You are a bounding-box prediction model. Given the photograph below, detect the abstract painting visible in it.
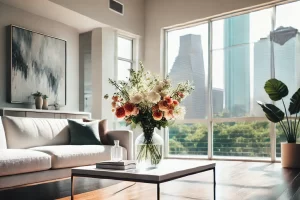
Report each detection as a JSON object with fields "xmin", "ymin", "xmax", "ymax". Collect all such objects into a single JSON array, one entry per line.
[{"xmin": 9, "ymin": 25, "xmax": 66, "ymax": 105}]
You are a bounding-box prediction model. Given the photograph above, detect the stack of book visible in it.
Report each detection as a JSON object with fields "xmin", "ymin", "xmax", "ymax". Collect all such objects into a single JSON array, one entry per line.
[{"xmin": 96, "ymin": 160, "xmax": 136, "ymax": 170}]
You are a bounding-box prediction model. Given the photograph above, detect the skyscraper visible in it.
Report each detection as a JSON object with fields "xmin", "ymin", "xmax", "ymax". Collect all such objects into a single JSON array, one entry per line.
[
  {"xmin": 253, "ymin": 33, "xmax": 300, "ymax": 115},
  {"xmin": 169, "ymin": 34, "xmax": 206, "ymax": 118},
  {"xmin": 223, "ymin": 15, "xmax": 250, "ymax": 116},
  {"xmin": 212, "ymin": 88, "xmax": 224, "ymax": 115},
  {"xmin": 252, "ymin": 37, "xmax": 271, "ymax": 116}
]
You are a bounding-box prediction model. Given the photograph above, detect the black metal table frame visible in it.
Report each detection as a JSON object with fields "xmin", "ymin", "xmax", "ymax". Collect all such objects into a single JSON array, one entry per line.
[{"xmin": 71, "ymin": 167, "xmax": 215, "ymax": 200}]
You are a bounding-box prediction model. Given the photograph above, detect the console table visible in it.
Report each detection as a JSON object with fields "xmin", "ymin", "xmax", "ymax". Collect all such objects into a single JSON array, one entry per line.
[{"xmin": 0, "ymin": 107, "xmax": 91, "ymax": 119}]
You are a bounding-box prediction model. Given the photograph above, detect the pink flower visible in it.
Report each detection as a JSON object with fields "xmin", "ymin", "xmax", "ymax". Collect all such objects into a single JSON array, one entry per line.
[
  {"xmin": 173, "ymin": 100, "xmax": 179, "ymax": 106},
  {"xmin": 164, "ymin": 96, "xmax": 173, "ymax": 105},
  {"xmin": 115, "ymin": 107, "xmax": 126, "ymax": 119},
  {"xmin": 124, "ymin": 102, "xmax": 135, "ymax": 116},
  {"xmin": 164, "ymin": 110, "xmax": 174, "ymax": 120},
  {"xmin": 158, "ymin": 100, "xmax": 169, "ymax": 112},
  {"xmin": 153, "ymin": 110, "xmax": 163, "ymax": 121}
]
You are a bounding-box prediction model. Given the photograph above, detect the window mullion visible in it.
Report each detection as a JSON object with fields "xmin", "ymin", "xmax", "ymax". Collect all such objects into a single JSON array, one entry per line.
[
  {"xmin": 270, "ymin": 6, "xmax": 277, "ymax": 162},
  {"xmin": 208, "ymin": 21, "xmax": 213, "ymax": 159},
  {"xmin": 118, "ymin": 57, "xmax": 133, "ymax": 63}
]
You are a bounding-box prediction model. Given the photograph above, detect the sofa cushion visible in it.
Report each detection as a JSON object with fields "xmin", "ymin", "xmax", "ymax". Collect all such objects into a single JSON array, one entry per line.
[
  {"xmin": 2, "ymin": 116, "xmax": 71, "ymax": 149},
  {"xmin": 30, "ymin": 145, "xmax": 127, "ymax": 169},
  {"xmin": 0, "ymin": 149, "xmax": 51, "ymax": 176},
  {"xmin": 83, "ymin": 118, "xmax": 109, "ymax": 145},
  {"xmin": 68, "ymin": 120, "xmax": 101, "ymax": 145}
]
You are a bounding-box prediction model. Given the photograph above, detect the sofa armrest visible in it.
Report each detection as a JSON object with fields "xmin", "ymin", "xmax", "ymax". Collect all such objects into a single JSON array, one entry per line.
[{"xmin": 107, "ymin": 130, "xmax": 133, "ymax": 160}]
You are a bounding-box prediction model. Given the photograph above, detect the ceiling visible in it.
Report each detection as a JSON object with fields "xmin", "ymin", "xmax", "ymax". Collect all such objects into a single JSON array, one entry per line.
[{"xmin": 0, "ymin": 0, "xmax": 107, "ymax": 33}]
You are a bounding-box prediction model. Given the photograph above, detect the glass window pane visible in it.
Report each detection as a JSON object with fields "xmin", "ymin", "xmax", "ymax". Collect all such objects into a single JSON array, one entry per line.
[
  {"xmin": 212, "ymin": 9, "xmax": 272, "ymax": 118},
  {"xmin": 167, "ymin": 23, "xmax": 208, "ymax": 119},
  {"xmin": 118, "ymin": 37, "xmax": 132, "ymax": 60},
  {"xmin": 117, "ymin": 60, "xmax": 131, "ymax": 81},
  {"xmin": 212, "ymin": 9, "xmax": 272, "ymax": 50},
  {"xmin": 213, "ymin": 121, "xmax": 270, "ymax": 158},
  {"xmin": 276, "ymin": 1, "xmax": 300, "ymax": 30},
  {"xmin": 169, "ymin": 123, "xmax": 208, "ymax": 156},
  {"xmin": 274, "ymin": 2, "xmax": 300, "ymax": 115},
  {"xmin": 213, "ymin": 45, "xmax": 253, "ymax": 117}
]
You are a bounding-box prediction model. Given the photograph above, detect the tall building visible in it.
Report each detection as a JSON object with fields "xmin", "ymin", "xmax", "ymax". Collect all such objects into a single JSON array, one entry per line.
[
  {"xmin": 169, "ymin": 34, "xmax": 206, "ymax": 118},
  {"xmin": 253, "ymin": 33, "xmax": 300, "ymax": 115},
  {"xmin": 223, "ymin": 15, "xmax": 250, "ymax": 116},
  {"xmin": 252, "ymin": 37, "xmax": 271, "ymax": 116},
  {"xmin": 212, "ymin": 88, "xmax": 224, "ymax": 115}
]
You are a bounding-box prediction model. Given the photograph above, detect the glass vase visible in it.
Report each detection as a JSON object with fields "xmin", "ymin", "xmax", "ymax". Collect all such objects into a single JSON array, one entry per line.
[
  {"xmin": 135, "ymin": 129, "xmax": 163, "ymax": 169},
  {"xmin": 111, "ymin": 140, "xmax": 123, "ymax": 161}
]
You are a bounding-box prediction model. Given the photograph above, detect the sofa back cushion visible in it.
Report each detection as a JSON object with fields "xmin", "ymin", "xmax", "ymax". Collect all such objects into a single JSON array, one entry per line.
[
  {"xmin": 0, "ymin": 117, "xmax": 7, "ymax": 149},
  {"xmin": 2, "ymin": 116, "xmax": 71, "ymax": 149}
]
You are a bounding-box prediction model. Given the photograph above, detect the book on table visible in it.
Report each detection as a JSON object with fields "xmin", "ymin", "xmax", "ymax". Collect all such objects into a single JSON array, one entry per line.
[{"xmin": 96, "ymin": 160, "xmax": 136, "ymax": 170}]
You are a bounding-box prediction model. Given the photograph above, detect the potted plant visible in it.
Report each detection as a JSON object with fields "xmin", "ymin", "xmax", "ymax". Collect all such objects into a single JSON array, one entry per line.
[
  {"xmin": 105, "ymin": 62, "xmax": 194, "ymax": 168},
  {"xmin": 42, "ymin": 95, "xmax": 49, "ymax": 110},
  {"xmin": 32, "ymin": 91, "xmax": 43, "ymax": 109},
  {"xmin": 257, "ymin": 78, "xmax": 300, "ymax": 168}
]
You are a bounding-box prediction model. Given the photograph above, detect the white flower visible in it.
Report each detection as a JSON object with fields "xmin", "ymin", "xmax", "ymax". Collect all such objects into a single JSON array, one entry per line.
[
  {"xmin": 164, "ymin": 78, "xmax": 171, "ymax": 85},
  {"xmin": 173, "ymin": 106, "xmax": 186, "ymax": 120},
  {"xmin": 159, "ymin": 91, "xmax": 168, "ymax": 98},
  {"xmin": 147, "ymin": 91, "xmax": 161, "ymax": 103},
  {"xmin": 153, "ymin": 85, "xmax": 163, "ymax": 93},
  {"xmin": 130, "ymin": 94, "xmax": 143, "ymax": 104}
]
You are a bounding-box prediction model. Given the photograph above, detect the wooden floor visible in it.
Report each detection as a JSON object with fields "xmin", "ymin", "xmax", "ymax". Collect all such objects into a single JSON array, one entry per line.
[{"xmin": 1, "ymin": 160, "xmax": 300, "ymax": 200}]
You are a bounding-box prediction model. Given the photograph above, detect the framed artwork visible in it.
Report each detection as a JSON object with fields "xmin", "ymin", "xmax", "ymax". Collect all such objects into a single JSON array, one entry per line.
[{"xmin": 9, "ymin": 25, "xmax": 66, "ymax": 105}]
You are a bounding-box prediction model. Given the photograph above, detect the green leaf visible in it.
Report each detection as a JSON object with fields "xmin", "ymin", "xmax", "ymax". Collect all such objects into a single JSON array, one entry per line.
[
  {"xmin": 264, "ymin": 79, "xmax": 288, "ymax": 101},
  {"xmin": 257, "ymin": 101, "xmax": 284, "ymax": 123},
  {"xmin": 289, "ymin": 88, "xmax": 300, "ymax": 115}
]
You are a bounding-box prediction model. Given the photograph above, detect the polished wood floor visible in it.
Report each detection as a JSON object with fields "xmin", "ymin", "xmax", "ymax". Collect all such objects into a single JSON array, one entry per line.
[{"xmin": 1, "ymin": 160, "xmax": 300, "ymax": 200}]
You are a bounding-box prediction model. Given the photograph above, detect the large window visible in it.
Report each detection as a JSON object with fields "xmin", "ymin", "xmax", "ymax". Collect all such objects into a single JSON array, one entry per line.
[
  {"xmin": 117, "ymin": 36, "xmax": 133, "ymax": 81},
  {"xmin": 115, "ymin": 36, "xmax": 134, "ymax": 129},
  {"xmin": 165, "ymin": 1, "xmax": 300, "ymax": 161}
]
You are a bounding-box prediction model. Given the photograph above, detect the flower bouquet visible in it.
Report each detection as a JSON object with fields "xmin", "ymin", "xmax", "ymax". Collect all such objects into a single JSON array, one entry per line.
[{"xmin": 105, "ymin": 62, "xmax": 194, "ymax": 167}]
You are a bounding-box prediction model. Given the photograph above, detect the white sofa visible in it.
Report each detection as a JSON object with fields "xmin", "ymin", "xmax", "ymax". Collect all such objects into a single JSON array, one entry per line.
[{"xmin": 0, "ymin": 116, "xmax": 133, "ymax": 189}]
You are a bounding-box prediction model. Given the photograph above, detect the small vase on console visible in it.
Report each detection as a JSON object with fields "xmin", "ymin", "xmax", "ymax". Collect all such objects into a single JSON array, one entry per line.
[
  {"xmin": 35, "ymin": 97, "xmax": 43, "ymax": 109},
  {"xmin": 32, "ymin": 91, "xmax": 43, "ymax": 109},
  {"xmin": 42, "ymin": 95, "xmax": 49, "ymax": 110}
]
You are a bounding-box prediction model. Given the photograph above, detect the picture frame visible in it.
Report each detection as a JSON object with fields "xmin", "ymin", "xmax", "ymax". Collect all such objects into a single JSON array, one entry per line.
[{"xmin": 8, "ymin": 25, "xmax": 67, "ymax": 105}]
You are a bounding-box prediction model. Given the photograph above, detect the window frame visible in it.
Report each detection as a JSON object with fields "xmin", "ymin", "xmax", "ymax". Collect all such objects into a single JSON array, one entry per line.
[
  {"xmin": 164, "ymin": 0, "xmax": 298, "ymax": 162},
  {"xmin": 114, "ymin": 34, "xmax": 136, "ymax": 130}
]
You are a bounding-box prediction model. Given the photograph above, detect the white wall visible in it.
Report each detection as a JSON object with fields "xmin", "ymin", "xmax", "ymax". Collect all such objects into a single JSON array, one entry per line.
[
  {"xmin": 51, "ymin": 0, "xmax": 145, "ymax": 61},
  {"xmin": 0, "ymin": 2, "xmax": 79, "ymax": 110},
  {"xmin": 51, "ymin": 0, "xmax": 145, "ymax": 36},
  {"xmin": 90, "ymin": 28, "xmax": 116, "ymax": 127},
  {"xmin": 144, "ymin": 0, "xmax": 279, "ymax": 74}
]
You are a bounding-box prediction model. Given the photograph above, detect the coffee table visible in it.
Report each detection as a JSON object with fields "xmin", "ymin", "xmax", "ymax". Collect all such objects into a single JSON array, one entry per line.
[{"xmin": 71, "ymin": 160, "xmax": 216, "ymax": 200}]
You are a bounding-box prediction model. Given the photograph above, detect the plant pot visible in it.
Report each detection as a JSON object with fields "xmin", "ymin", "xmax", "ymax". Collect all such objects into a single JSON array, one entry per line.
[
  {"xmin": 281, "ymin": 143, "xmax": 300, "ymax": 168},
  {"xmin": 42, "ymin": 99, "xmax": 48, "ymax": 110},
  {"xmin": 135, "ymin": 130, "xmax": 163, "ymax": 169},
  {"xmin": 35, "ymin": 97, "xmax": 43, "ymax": 109}
]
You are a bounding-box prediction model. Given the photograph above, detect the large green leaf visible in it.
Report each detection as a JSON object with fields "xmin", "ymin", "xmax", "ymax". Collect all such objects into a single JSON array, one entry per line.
[
  {"xmin": 264, "ymin": 79, "xmax": 288, "ymax": 101},
  {"xmin": 257, "ymin": 101, "xmax": 284, "ymax": 123},
  {"xmin": 289, "ymin": 88, "xmax": 300, "ymax": 115}
]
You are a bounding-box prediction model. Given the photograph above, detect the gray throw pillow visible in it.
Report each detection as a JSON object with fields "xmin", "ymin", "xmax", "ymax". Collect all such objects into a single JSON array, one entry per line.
[{"xmin": 68, "ymin": 120, "xmax": 102, "ymax": 145}]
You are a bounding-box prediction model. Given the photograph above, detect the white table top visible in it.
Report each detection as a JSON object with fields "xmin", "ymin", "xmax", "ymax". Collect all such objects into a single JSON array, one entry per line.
[{"xmin": 72, "ymin": 160, "xmax": 215, "ymax": 183}]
